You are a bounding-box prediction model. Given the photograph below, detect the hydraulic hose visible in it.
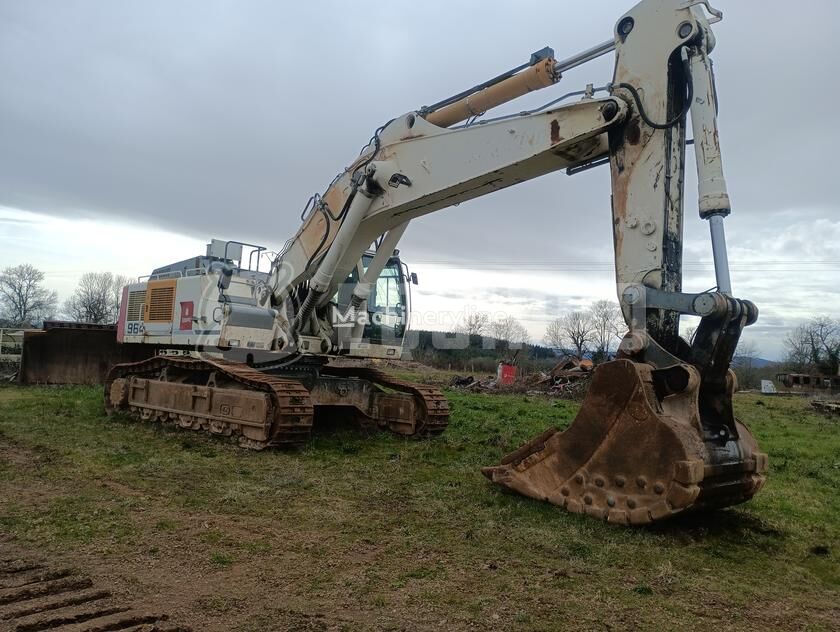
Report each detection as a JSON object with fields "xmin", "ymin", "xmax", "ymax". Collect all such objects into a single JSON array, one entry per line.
[{"xmin": 615, "ymin": 47, "xmax": 693, "ymax": 130}]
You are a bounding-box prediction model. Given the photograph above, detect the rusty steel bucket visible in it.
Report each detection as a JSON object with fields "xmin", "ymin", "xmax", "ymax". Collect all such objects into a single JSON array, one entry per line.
[{"xmin": 482, "ymin": 359, "xmax": 768, "ymax": 525}]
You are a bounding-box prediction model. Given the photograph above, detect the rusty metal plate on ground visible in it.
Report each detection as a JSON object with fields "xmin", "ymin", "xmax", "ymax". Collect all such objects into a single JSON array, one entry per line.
[{"xmin": 0, "ymin": 547, "xmax": 190, "ymax": 631}]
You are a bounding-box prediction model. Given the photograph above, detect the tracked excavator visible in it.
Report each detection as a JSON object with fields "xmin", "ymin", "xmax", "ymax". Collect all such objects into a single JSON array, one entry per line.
[{"xmin": 107, "ymin": 0, "xmax": 767, "ymax": 524}]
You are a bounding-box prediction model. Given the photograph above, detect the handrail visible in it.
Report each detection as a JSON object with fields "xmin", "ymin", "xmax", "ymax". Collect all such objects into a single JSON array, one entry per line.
[
  {"xmin": 221, "ymin": 240, "xmax": 267, "ymax": 274},
  {"xmin": 138, "ymin": 267, "xmax": 205, "ymax": 282}
]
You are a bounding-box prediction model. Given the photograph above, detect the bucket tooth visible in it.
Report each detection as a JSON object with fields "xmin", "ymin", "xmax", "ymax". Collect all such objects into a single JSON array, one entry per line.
[{"xmin": 482, "ymin": 359, "xmax": 767, "ymax": 525}]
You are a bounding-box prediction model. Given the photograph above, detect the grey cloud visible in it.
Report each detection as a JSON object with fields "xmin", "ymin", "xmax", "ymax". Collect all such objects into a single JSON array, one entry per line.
[
  {"xmin": 4, "ymin": 1, "xmax": 837, "ymax": 256},
  {"xmin": 1, "ymin": 0, "xmax": 839, "ymax": 360},
  {"xmin": 0, "ymin": 217, "xmax": 36, "ymax": 224}
]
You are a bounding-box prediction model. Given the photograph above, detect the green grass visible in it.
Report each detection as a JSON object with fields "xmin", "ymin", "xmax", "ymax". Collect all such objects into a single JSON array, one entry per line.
[
  {"xmin": 0, "ymin": 384, "xmax": 838, "ymax": 630},
  {"xmin": 210, "ymin": 551, "xmax": 234, "ymax": 568}
]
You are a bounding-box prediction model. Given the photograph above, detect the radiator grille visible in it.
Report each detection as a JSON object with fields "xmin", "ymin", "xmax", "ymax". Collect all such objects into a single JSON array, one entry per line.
[
  {"xmin": 126, "ymin": 290, "xmax": 146, "ymax": 321},
  {"xmin": 147, "ymin": 286, "xmax": 175, "ymax": 322}
]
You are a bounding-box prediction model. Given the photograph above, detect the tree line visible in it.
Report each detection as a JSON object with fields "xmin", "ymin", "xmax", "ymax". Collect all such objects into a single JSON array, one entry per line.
[
  {"xmin": 4, "ymin": 262, "xmax": 838, "ymax": 381},
  {"xmin": 0, "ymin": 264, "xmax": 128, "ymax": 327},
  {"xmin": 783, "ymin": 316, "xmax": 840, "ymax": 376},
  {"xmin": 424, "ymin": 302, "xmax": 624, "ymax": 374},
  {"xmin": 461, "ymin": 300, "xmax": 625, "ymax": 361}
]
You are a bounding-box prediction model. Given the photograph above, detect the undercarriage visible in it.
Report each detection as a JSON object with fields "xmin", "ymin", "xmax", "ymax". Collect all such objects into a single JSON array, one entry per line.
[{"xmin": 105, "ymin": 356, "xmax": 449, "ymax": 449}]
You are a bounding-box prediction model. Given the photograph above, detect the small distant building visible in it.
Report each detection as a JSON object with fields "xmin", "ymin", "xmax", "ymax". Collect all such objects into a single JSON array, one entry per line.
[{"xmin": 775, "ymin": 372, "xmax": 840, "ymax": 392}]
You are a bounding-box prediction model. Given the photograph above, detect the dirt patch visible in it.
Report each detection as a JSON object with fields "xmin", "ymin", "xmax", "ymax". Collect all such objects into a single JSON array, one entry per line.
[{"xmin": 0, "ymin": 437, "xmax": 44, "ymax": 470}]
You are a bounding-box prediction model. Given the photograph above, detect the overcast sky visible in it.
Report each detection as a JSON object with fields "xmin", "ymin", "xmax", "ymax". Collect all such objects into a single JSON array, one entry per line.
[{"xmin": 2, "ymin": 0, "xmax": 838, "ymax": 359}]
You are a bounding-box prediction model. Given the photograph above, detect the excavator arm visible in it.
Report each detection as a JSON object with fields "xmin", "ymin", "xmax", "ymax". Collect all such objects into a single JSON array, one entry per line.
[
  {"xmin": 273, "ymin": 96, "xmax": 625, "ymax": 326},
  {"xmin": 258, "ymin": 0, "xmax": 767, "ymax": 523}
]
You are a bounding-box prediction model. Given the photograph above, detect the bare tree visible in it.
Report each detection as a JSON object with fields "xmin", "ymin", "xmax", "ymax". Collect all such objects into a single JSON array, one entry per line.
[
  {"xmin": 784, "ymin": 317, "xmax": 840, "ymax": 375},
  {"xmin": 589, "ymin": 300, "xmax": 623, "ymax": 362},
  {"xmin": 783, "ymin": 324, "xmax": 811, "ymax": 372},
  {"xmin": 545, "ymin": 311, "xmax": 595, "ymax": 359},
  {"xmin": 808, "ymin": 317, "xmax": 840, "ymax": 375},
  {"xmin": 512, "ymin": 321, "xmax": 529, "ymax": 347},
  {"xmin": 0, "ymin": 264, "xmax": 58, "ymax": 326},
  {"xmin": 64, "ymin": 272, "xmax": 130, "ymax": 324},
  {"xmin": 491, "ymin": 315, "xmax": 529, "ymax": 350},
  {"xmin": 460, "ymin": 311, "xmax": 490, "ymax": 336},
  {"xmin": 544, "ymin": 318, "xmax": 565, "ymax": 350}
]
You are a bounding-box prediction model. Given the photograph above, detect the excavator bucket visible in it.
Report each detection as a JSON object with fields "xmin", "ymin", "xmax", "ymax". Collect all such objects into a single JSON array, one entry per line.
[{"xmin": 482, "ymin": 359, "xmax": 768, "ymax": 525}]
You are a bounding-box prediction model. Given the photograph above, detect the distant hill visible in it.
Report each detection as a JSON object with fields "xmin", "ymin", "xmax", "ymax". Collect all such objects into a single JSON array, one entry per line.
[{"xmin": 735, "ymin": 356, "xmax": 776, "ymax": 368}]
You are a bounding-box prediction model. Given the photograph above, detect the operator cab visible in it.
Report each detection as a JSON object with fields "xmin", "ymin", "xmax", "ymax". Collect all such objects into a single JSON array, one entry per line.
[{"xmin": 333, "ymin": 252, "xmax": 417, "ymax": 352}]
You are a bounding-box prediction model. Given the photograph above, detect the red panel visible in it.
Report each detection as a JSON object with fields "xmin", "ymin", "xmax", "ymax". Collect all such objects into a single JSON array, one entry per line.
[
  {"xmin": 179, "ymin": 301, "xmax": 194, "ymax": 331},
  {"xmin": 498, "ymin": 363, "xmax": 517, "ymax": 385}
]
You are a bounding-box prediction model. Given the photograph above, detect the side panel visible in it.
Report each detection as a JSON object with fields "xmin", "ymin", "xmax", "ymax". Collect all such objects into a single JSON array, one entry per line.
[
  {"xmin": 121, "ymin": 273, "xmax": 272, "ymax": 351},
  {"xmin": 171, "ymin": 275, "xmax": 219, "ymax": 347},
  {"xmin": 122, "ymin": 282, "xmax": 149, "ymax": 342},
  {"xmin": 143, "ymin": 279, "xmax": 178, "ymax": 339}
]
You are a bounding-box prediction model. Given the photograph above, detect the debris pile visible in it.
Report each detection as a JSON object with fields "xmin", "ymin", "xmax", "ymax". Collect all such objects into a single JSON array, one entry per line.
[
  {"xmin": 0, "ymin": 359, "xmax": 18, "ymax": 382},
  {"xmin": 449, "ymin": 357, "xmax": 595, "ymax": 398},
  {"xmin": 527, "ymin": 357, "xmax": 594, "ymax": 397},
  {"xmin": 449, "ymin": 374, "xmax": 500, "ymax": 392},
  {"xmin": 811, "ymin": 400, "xmax": 840, "ymax": 418}
]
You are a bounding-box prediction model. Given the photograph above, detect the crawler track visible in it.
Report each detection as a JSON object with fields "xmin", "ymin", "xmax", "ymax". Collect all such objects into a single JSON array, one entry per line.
[
  {"xmin": 105, "ymin": 356, "xmax": 314, "ymax": 450},
  {"xmin": 105, "ymin": 357, "xmax": 449, "ymax": 449},
  {"xmin": 322, "ymin": 365, "xmax": 450, "ymax": 436}
]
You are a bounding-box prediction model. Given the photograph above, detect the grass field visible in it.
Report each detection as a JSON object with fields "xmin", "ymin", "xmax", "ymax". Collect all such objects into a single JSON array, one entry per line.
[{"xmin": 0, "ymin": 377, "xmax": 838, "ymax": 631}]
